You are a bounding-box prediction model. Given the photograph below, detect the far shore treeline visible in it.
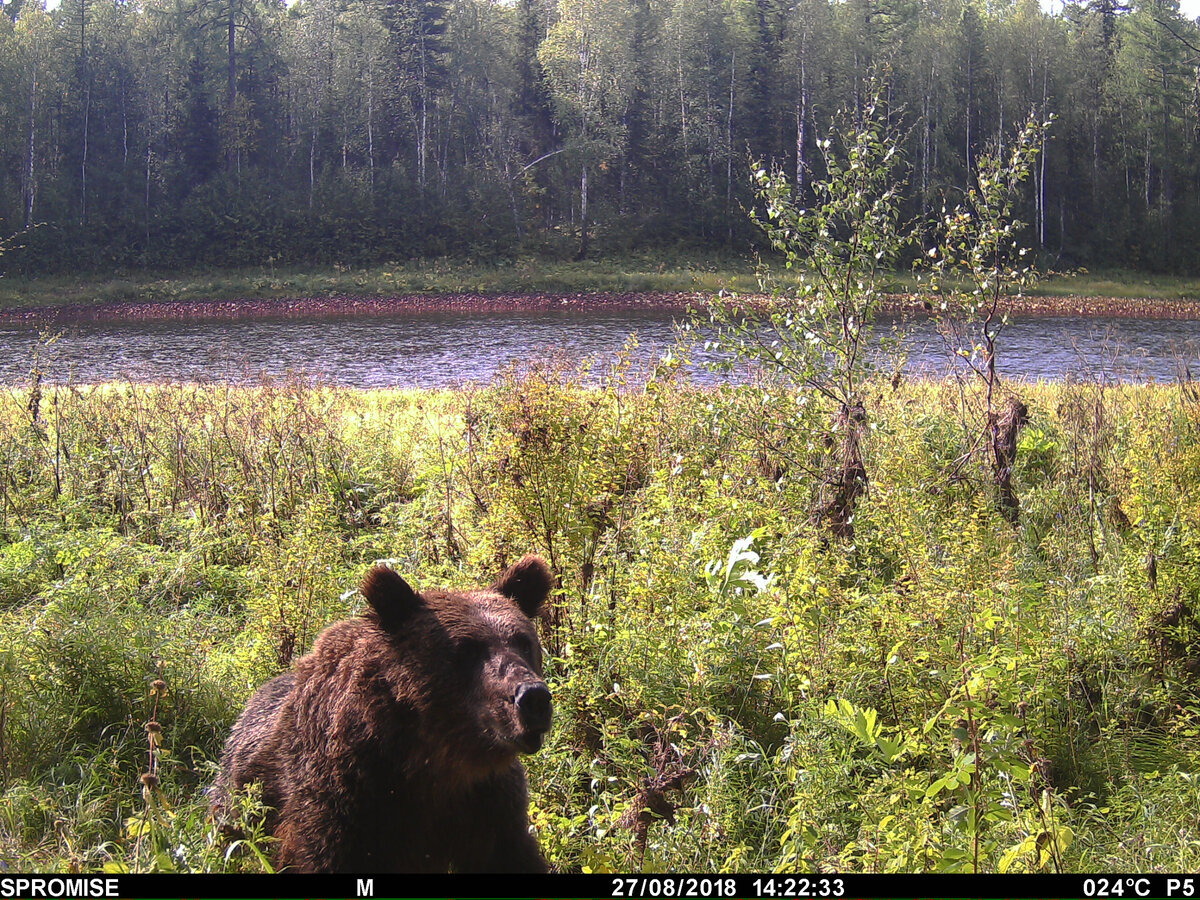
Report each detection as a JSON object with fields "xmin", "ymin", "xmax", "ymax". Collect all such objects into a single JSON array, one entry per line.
[{"xmin": 2, "ymin": 0, "xmax": 1200, "ymax": 275}]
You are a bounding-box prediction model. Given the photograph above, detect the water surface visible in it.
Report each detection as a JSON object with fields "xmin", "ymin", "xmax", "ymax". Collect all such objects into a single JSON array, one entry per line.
[{"xmin": 1, "ymin": 308, "xmax": 1195, "ymax": 386}]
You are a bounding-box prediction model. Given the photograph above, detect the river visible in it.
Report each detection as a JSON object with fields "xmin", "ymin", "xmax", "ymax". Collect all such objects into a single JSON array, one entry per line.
[{"xmin": 0, "ymin": 307, "xmax": 1196, "ymax": 386}]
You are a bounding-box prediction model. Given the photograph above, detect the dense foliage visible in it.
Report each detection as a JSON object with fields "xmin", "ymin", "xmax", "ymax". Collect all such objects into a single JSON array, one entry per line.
[
  {"xmin": 2, "ymin": 0, "xmax": 1200, "ymax": 273},
  {"xmin": 2, "ymin": 367, "xmax": 1200, "ymax": 872}
]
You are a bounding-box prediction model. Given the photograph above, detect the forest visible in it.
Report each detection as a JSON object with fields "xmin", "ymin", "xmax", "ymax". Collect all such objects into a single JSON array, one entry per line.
[
  {"xmin": 2, "ymin": 0, "xmax": 1200, "ymax": 274},
  {"xmin": 3, "ymin": 372, "xmax": 1200, "ymax": 874}
]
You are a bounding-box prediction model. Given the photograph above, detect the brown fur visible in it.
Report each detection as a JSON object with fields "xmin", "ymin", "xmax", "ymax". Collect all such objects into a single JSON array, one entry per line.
[{"xmin": 212, "ymin": 556, "xmax": 554, "ymax": 873}]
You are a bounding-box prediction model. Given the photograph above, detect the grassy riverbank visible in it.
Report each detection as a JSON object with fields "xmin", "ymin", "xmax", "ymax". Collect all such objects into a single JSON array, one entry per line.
[
  {"xmin": 0, "ymin": 254, "xmax": 755, "ymax": 311},
  {"xmin": 2, "ymin": 253, "xmax": 1200, "ymax": 313},
  {"xmin": 1, "ymin": 368, "xmax": 1199, "ymax": 874}
]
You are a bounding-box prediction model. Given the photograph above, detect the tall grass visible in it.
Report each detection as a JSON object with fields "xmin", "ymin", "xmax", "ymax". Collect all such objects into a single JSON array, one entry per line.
[{"xmin": 0, "ymin": 366, "xmax": 1198, "ymax": 872}]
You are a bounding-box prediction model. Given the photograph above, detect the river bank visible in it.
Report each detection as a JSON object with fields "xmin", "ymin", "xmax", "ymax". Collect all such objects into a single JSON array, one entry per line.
[
  {"xmin": 3, "ymin": 254, "xmax": 1200, "ymax": 319},
  {"xmin": 3, "ymin": 289, "xmax": 1200, "ymax": 325}
]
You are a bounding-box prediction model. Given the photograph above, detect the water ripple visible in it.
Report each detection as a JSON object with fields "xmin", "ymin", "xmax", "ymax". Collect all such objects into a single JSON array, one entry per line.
[{"xmin": 0, "ymin": 309, "xmax": 1195, "ymax": 386}]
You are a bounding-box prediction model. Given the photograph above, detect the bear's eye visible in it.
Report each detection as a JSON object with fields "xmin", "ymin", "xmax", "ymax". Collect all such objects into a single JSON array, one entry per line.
[
  {"xmin": 510, "ymin": 633, "xmax": 535, "ymax": 658},
  {"xmin": 457, "ymin": 638, "xmax": 489, "ymax": 663}
]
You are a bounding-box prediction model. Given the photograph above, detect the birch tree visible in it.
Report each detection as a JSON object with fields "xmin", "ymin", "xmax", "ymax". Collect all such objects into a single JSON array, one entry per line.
[{"xmin": 539, "ymin": 0, "xmax": 635, "ymax": 257}]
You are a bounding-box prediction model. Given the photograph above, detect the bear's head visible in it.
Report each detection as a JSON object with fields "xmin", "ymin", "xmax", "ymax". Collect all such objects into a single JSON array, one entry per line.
[{"xmin": 359, "ymin": 556, "xmax": 555, "ymax": 771}]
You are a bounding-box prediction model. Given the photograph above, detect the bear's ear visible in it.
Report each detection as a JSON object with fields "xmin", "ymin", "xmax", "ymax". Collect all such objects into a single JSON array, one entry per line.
[
  {"xmin": 493, "ymin": 555, "xmax": 554, "ymax": 618},
  {"xmin": 360, "ymin": 564, "xmax": 423, "ymax": 629}
]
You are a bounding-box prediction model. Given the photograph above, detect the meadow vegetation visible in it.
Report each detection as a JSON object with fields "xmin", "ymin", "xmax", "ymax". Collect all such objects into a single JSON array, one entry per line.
[
  {"xmin": 3, "ymin": 253, "xmax": 1200, "ymax": 314},
  {"xmin": 0, "ymin": 253, "xmax": 756, "ymax": 312},
  {"xmin": 1, "ymin": 360, "xmax": 1199, "ymax": 873}
]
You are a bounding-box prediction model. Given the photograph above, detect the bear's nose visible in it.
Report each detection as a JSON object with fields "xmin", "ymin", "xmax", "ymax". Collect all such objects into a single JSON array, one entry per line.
[{"xmin": 515, "ymin": 682, "xmax": 552, "ymax": 734}]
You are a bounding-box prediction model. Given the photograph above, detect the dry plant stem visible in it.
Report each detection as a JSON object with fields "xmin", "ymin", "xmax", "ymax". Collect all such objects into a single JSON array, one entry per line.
[
  {"xmin": 992, "ymin": 397, "xmax": 1029, "ymax": 525},
  {"xmin": 134, "ymin": 675, "xmax": 166, "ymax": 872},
  {"xmin": 0, "ymin": 679, "xmax": 7, "ymax": 791},
  {"xmin": 818, "ymin": 402, "xmax": 868, "ymax": 539},
  {"xmin": 956, "ymin": 627, "xmax": 983, "ymax": 873}
]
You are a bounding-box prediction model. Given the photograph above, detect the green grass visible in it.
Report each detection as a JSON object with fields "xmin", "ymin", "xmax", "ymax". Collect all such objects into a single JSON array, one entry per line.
[
  {"xmin": 1027, "ymin": 268, "xmax": 1200, "ymax": 300},
  {"xmin": 1, "ymin": 368, "xmax": 1200, "ymax": 874},
  {"xmin": 2, "ymin": 253, "xmax": 1198, "ymax": 311},
  {"xmin": 0, "ymin": 252, "xmax": 766, "ymax": 310},
  {"xmin": 890, "ymin": 267, "xmax": 1200, "ymax": 301}
]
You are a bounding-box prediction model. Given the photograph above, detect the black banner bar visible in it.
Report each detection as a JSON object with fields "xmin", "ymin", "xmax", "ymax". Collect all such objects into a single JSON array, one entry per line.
[{"xmin": 1, "ymin": 873, "xmax": 1197, "ymax": 900}]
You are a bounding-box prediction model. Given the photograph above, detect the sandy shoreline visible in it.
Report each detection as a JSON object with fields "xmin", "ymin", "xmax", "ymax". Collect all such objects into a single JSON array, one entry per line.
[{"xmin": 1, "ymin": 289, "xmax": 1199, "ymax": 324}]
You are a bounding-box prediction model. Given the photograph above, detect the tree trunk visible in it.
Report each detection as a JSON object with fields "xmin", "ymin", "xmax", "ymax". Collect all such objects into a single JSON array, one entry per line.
[
  {"xmin": 576, "ymin": 163, "xmax": 589, "ymax": 259},
  {"xmin": 227, "ymin": 0, "xmax": 237, "ymax": 172},
  {"xmin": 121, "ymin": 77, "xmax": 128, "ymax": 169},
  {"xmin": 145, "ymin": 140, "xmax": 152, "ymax": 247},
  {"xmin": 921, "ymin": 72, "xmax": 931, "ymax": 217},
  {"xmin": 996, "ymin": 73, "xmax": 1004, "ymax": 152},
  {"xmin": 1160, "ymin": 65, "xmax": 1173, "ymax": 214},
  {"xmin": 677, "ymin": 40, "xmax": 688, "ymax": 166},
  {"xmin": 81, "ymin": 90, "xmax": 90, "ymax": 224},
  {"xmin": 24, "ymin": 63, "xmax": 36, "ymax": 228},
  {"xmin": 726, "ymin": 48, "xmax": 735, "ymax": 244},
  {"xmin": 367, "ymin": 68, "xmax": 375, "ymax": 190},
  {"xmin": 228, "ymin": 1, "xmax": 237, "ymax": 107},
  {"xmin": 1144, "ymin": 129, "xmax": 1151, "ymax": 211},
  {"xmin": 419, "ymin": 29, "xmax": 428, "ymax": 189},
  {"xmin": 79, "ymin": 0, "xmax": 88, "ymax": 225},
  {"xmin": 619, "ymin": 130, "xmax": 627, "ymax": 215},
  {"xmin": 505, "ymin": 158, "xmax": 523, "ymax": 240},
  {"xmin": 796, "ymin": 43, "xmax": 807, "ymax": 196},
  {"xmin": 964, "ymin": 38, "xmax": 973, "ymax": 173},
  {"xmin": 1038, "ymin": 66, "xmax": 1047, "ymax": 247}
]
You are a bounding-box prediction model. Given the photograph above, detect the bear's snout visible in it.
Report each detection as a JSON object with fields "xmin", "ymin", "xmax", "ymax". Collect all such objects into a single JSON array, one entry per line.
[{"xmin": 514, "ymin": 681, "xmax": 552, "ymax": 747}]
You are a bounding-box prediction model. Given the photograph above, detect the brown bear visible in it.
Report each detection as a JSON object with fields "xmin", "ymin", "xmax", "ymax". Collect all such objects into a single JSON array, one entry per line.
[{"xmin": 212, "ymin": 555, "xmax": 554, "ymax": 873}]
